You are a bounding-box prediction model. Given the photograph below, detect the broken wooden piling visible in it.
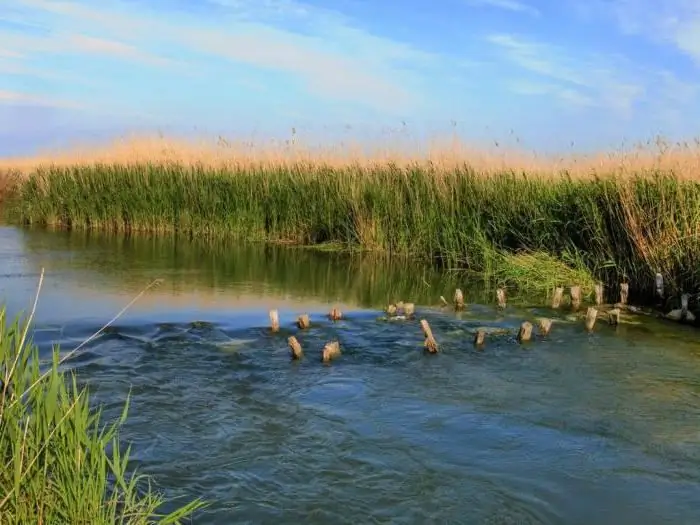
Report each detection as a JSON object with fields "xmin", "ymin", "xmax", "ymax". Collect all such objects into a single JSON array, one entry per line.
[
  {"xmin": 585, "ymin": 307, "xmax": 598, "ymax": 332},
  {"xmin": 403, "ymin": 303, "xmax": 415, "ymax": 318},
  {"xmin": 474, "ymin": 329, "xmax": 486, "ymax": 347},
  {"xmin": 321, "ymin": 341, "xmax": 341, "ymax": 362},
  {"xmin": 496, "ymin": 288, "xmax": 507, "ymax": 309},
  {"xmin": 288, "ymin": 336, "xmax": 303, "ymax": 359},
  {"xmin": 594, "ymin": 283, "xmax": 603, "ymax": 306},
  {"xmin": 420, "ymin": 319, "xmax": 438, "ymax": 353},
  {"xmin": 619, "ymin": 282, "xmax": 629, "ymax": 306},
  {"xmin": 386, "ymin": 304, "xmax": 397, "ymax": 316},
  {"xmin": 538, "ymin": 318, "xmax": 552, "ymax": 336},
  {"xmin": 552, "ymin": 287, "xmax": 564, "ymax": 309},
  {"xmin": 655, "ymin": 273, "xmax": 664, "ymax": 300},
  {"xmin": 608, "ymin": 308, "xmax": 620, "ymax": 326},
  {"xmin": 517, "ymin": 321, "xmax": 533, "ymax": 343},
  {"xmin": 269, "ymin": 309, "xmax": 280, "ymax": 333},
  {"xmin": 328, "ymin": 308, "xmax": 343, "ymax": 321},
  {"xmin": 570, "ymin": 286, "xmax": 582, "ymax": 310},
  {"xmin": 297, "ymin": 314, "xmax": 310, "ymax": 329},
  {"xmin": 454, "ymin": 289, "xmax": 465, "ymax": 311}
]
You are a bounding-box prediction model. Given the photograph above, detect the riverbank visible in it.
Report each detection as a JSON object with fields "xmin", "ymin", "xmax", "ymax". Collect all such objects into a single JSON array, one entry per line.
[{"xmin": 1, "ymin": 160, "xmax": 699, "ymax": 307}]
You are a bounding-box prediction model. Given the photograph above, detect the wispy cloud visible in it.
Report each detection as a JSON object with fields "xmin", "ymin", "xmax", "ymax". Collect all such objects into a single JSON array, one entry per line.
[
  {"xmin": 0, "ymin": 89, "xmax": 83, "ymax": 108},
  {"xmin": 466, "ymin": 0, "xmax": 540, "ymax": 17}
]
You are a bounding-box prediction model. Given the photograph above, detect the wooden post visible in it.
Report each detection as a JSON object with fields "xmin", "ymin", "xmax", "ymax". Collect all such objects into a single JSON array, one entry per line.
[
  {"xmin": 420, "ymin": 319, "xmax": 438, "ymax": 353},
  {"xmin": 496, "ymin": 288, "xmax": 507, "ymax": 309},
  {"xmin": 608, "ymin": 308, "xmax": 620, "ymax": 326},
  {"xmin": 454, "ymin": 289, "xmax": 465, "ymax": 311},
  {"xmin": 439, "ymin": 296, "xmax": 449, "ymax": 307},
  {"xmin": 570, "ymin": 286, "xmax": 581, "ymax": 310},
  {"xmin": 297, "ymin": 314, "xmax": 310, "ymax": 329},
  {"xmin": 473, "ymin": 329, "xmax": 486, "ymax": 347},
  {"xmin": 321, "ymin": 341, "xmax": 341, "ymax": 362},
  {"xmin": 517, "ymin": 321, "xmax": 533, "ymax": 343},
  {"xmin": 552, "ymin": 287, "xmax": 564, "ymax": 309},
  {"xmin": 681, "ymin": 293, "xmax": 690, "ymax": 321},
  {"xmin": 619, "ymin": 282, "xmax": 629, "ymax": 306},
  {"xmin": 585, "ymin": 307, "xmax": 597, "ymax": 332},
  {"xmin": 329, "ymin": 308, "xmax": 343, "ymax": 321},
  {"xmin": 288, "ymin": 336, "xmax": 303, "ymax": 359},
  {"xmin": 386, "ymin": 304, "xmax": 397, "ymax": 316},
  {"xmin": 404, "ymin": 303, "xmax": 415, "ymax": 318},
  {"xmin": 655, "ymin": 273, "xmax": 664, "ymax": 299},
  {"xmin": 269, "ymin": 309, "xmax": 280, "ymax": 333},
  {"xmin": 538, "ymin": 318, "xmax": 552, "ymax": 336},
  {"xmin": 594, "ymin": 283, "xmax": 603, "ymax": 306}
]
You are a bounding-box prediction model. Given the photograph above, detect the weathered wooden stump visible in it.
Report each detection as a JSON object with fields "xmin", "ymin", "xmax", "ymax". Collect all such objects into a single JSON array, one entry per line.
[
  {"xmin": 608, "ymin": 308, "xmax": 620, "ymax": 326},
  {"xmin": 552, "ymin": 287, "xmax": 564, "ymax": 309},
  {"xmin": 321, "ymin": 341, "xmax": 341, "ymax": 362},
  {"xmin": 403, "ymin": 303, "xmax": 415, "ymax": 318},
  {"xmin": 297, "ymin": 314, "xmax": 310, "ymax": 329},
  {"xmin": 619, "ymin": 282, "xmax": 629, "ymax": 306},
  {"xmin": 288, "ymin": 336, "xmax": 303, "ymax": 359},
  {"xmin": 570, "ymin": 286, "xmax": 582, "ymax": 310},
  {"xmin": 454, "ymin": 289, "xmax": 465, "ymax": 311},
  {"xmin": 594, "ymin": 283, "xmax": 603, "ymax": 306},
  {"xmin": 386, "ymin": 304, "xmax": 397, "ymax": 316},
  {"xmin": 328, "ymin": 308, "xmax": 343, "ymax": 321},
  {"xmin": 420, "ymin": 319, "xmax": 438, "ymax": 353},
  {"xmin": 655, "ymin": 273, "xmax": 664, "ymax": 300},
  {"xmin": 474, "ymin": 329, "xmax": 486, "ymax": 347},
  {"xmin": 585, "ymin": 307, "xmax": 597, "ymax": 332},
  {"xmin": 517, "ymin": 321, "xmax": 533, "ymax": 343},
  {"xmin": 496, "ymin": 288, "xmax": 507, "ymax": 309},
  {"xmin": 269, "ymin": 309, "xmax": 280, "ymax": 333},
  {"xmin": 538, "ymin": 318, "xmax": 552, "ymax": 336}
]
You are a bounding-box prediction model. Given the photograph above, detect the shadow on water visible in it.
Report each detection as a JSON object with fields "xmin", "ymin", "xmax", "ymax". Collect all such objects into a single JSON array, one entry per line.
[{"xmin": 2, "ymin": 226, "xmax": 700, "ymax": 524}]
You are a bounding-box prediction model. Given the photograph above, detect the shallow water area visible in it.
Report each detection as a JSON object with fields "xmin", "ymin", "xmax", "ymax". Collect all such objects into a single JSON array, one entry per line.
[{"xmin": 1, "ymin": 226, "xmax": 700, "ymax": 524}]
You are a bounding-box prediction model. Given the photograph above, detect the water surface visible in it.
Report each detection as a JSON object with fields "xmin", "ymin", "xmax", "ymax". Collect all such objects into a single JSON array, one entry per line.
[{"xmin": 1, "ymin": 226, "xmax": 699, "ymax": 524}]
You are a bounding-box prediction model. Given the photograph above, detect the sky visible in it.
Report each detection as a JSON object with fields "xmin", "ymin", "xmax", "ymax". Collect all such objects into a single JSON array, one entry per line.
[{"xmin": 1, "ymin": 0, "xmax": 699, "ymax": 156}]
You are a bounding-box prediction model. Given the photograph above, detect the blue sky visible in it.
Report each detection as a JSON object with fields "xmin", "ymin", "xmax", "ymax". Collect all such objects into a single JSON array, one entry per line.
[{"xmin": 1, "ymin": 0, "xmax": 699, "ymax": 156}]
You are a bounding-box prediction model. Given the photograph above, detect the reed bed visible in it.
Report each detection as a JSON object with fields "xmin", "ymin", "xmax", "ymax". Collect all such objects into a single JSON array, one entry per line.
[{"xmin": 0, "ymin": 301, "xmax": 205, "ymax": 523}]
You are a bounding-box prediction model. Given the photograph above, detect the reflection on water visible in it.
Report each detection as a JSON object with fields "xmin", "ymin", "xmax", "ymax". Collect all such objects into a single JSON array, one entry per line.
[{"xmin": 2, "ymin": 226, "xmax": 700, "ymax": 524}]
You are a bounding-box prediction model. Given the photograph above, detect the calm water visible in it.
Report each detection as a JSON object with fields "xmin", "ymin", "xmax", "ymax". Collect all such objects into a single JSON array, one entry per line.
[{"xmin": 2, "ymin": 226, "xmax": 700, "ymax": 524}]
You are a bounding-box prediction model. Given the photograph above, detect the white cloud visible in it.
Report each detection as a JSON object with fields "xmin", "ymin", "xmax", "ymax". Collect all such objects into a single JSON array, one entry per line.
[
  {"xmin": 465, "ymin": 0, "xmax": 539, "ymax": 17},
  {"xmin": 7, "ymin": 0, "xmax": 438, "ymax": 114},
  {"xmin": 0, "ymin": 89, "xmax": 84, "ymax": 108}
]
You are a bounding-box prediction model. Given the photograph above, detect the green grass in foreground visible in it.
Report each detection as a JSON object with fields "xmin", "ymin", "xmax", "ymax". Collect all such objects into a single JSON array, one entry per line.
[
  {"xmin": 4, "ymin": 163, "xmax": 700, "ymax": 302},
  {"xmin": 0, "ymin": 305, "xmax": 205, "ymax": 524}
]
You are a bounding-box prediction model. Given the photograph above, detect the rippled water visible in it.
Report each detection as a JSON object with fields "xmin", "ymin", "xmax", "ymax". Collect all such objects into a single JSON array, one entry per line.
[{"xmin": 2, "ymin": 226, "xmax": 700, "ymax": 524}]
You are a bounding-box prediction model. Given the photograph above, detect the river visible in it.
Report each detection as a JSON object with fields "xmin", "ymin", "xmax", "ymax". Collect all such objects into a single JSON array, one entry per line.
[{"xmin": 1, "ymin": 225, "xmax": 699, "ymax": 524}]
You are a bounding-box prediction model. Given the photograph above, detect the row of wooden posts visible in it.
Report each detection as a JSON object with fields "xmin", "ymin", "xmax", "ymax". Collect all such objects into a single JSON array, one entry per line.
[{"xmin": 266, "ymin": 282, "xmax": 638, "ymax": 361}]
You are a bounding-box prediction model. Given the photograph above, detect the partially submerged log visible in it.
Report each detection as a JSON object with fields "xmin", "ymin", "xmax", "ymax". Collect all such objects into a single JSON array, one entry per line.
[
  {"xmin": 420, "ymin": 319, "xmax": 438, "ymax": 353},
  {"xmin": 288, "ymin": 336, "xmax": 303, "ymax": 359},
  {"xmin": 570, "ymin": 286, "xmax": 582, "ymax": 310},
  {"xmin": 269, "ymin": 309, "xmax": 280, "ymax": 333},
  {"xmin": 585, "ymin": 307, "xmax": 597, "ymax": 332},
  {"xmin": 552, "ymin": 287, "xmax": 564, "ymax": 309},
  {"xmin": 454, "ymin": 289, "xmax": 465, "ymax": 311},
  {"xmin": 297, "ymin": 314, "xmax": 310, "ymax": 329},
  {"xmin": 538, "ymin": 318, "xmax": 552, "ymax": 336},
  {"xmin": 321, "ymin": 341, "xmax": 341, "ymax": 362},
  {"xmin": 496, "ymin": 288, "xmax": 507, "ymax": 309},
  {"xmin": 517, "ymin": 321, "xmax": 533, "ymax": 343}
]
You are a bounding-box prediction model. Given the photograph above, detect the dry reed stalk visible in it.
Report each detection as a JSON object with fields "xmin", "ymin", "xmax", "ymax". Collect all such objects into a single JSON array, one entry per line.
[
  {"xmin": 585, "ymin": 307, "xmax": 598, "ymax": 332},
  {"xmin": 297, "ymin": 314, "xmax": 310, "ymax": 329},
  {"xmin": 420, "ymin": 319, "xmax": 438, "ymax": 353},
  {"xmin": 288, "ymin": 336, "xmax": 303, "ymax": 359},
  {"xmin": 474, "ymin": 329, "xmax": 486, "ymax": 347},
  {"xmin": 552, "ymin": 287, "xmax": 564, "ymax": 309},
  {"xmin": 269, "ymin": 309, "xmax": 280, "ymax": 333},
  {"xmin": 454, "ymin": 289, "xmax": 465, "ymax": 311},
  {"xmin": 570, "ymin": 286, "xmax": 582, "ymax": 310},
  {"xmin": 328, "ymin": 308, "xmax": 343, "ymax": 321},
  {"xmin": 517, "ymin": 322, "xmax": 533, "ymax": 343},
  {"xmin": 496, "ymin": 288, "xmax": 506, "ymax": 309},
  {"xmin": 538, "ymin": 318, "xmax": 552, "ymax": 336},
  {"xmin": 594, "ymin": 283, "xmax": 604, "ymax": 306},
  {"xmin": 321, "ymin": 341, "xmax": 341, "ymax": 362}
]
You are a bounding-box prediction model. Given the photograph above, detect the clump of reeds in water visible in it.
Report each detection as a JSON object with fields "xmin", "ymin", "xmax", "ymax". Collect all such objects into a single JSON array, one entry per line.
[
  {"xmin": 5, "ymin": 135, "xmax": 700, "ymax": 303},
  {"xmin": 0, "ymin": 304, "xmax": 205, "ymax": 523}
]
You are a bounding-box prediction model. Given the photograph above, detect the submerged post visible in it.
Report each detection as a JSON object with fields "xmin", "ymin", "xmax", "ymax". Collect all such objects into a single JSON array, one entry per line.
[
  {"xmin": 329, "ymin": 308, "xmax": 343, "ymax": 321},
  {"xmin": 386, "ymin": 304, "xmax": 397, "ymax": 316},
  {"xmin": 608, "ymin": 308, "xmax": 620, "ymax": 326},
  {"xmin": 538, "ymin": 318, "xmax": 553, "ymax": 336},
  {"xmin": 404, "ymin": 303, "xmax": 415, "ymax": 318},
  {"xmin": 594, "ymin": 283, "xmax": 603, "ymax": 306},
  {"xmin": 655, "ymin": 273, "xmax": 664, "ymax": 300},
  {"xmin": 474, "ymin": 329, "xmax": 486, "ymax": 347},
  {"xmin": 454, "ymin": 289, "xmax": 465, "ymax": 311},
  {"xmin": 288, "ymin": 336, "xmax": 303, "ymax": 359},
  {"xmin": 552, "ymin": 287, "xmax": 564, "ymax": 309},
  {"xmin": 297, "ymin": 314, "xmax": 310, "ymax": 329},
  {"xmin": 496, "ymin": 288, "xmax": 507, "ymax": 309},
  {"xmin": 420, "ymin": 319, "xmax": 438, "ymax": 353},
  {"xmin": 517, "ymin": 321, "xmax": 533, "ymax": 343},
  {"xmin": 269, "ymin": 309, "xmax": 280, "ymax": 333},
  {"xmin": 619, "ymin": 282, "xmax": 629, "ymax": 306},
  {"xmin": 585, "ymin": 307, "xmax": 598, "ymax": 332},
  {"xmin": 570, "ymin": 286, "xmax": 582, "ymax": 310},
  {"xmin": 321, "ymin": 341, "xmax": 341, "ymax": 362},
  {"xmin": 681, "ymin": 293, "xmax": 690, "ymax": 321}
]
